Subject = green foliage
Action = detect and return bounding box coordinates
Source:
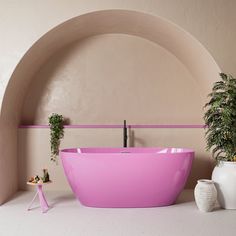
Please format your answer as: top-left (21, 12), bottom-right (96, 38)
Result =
top-left (204, 73), bottom-right (236, 161)
top-left (48, 113), bottom-right (64, 163)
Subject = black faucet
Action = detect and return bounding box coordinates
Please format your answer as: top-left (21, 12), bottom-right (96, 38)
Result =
top-left (123, 120), bottom-right (128, 148)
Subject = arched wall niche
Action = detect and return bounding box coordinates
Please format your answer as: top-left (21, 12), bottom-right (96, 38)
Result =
top-left (0, 10), bottom-right (220, 204)
top-left (21, 33), bottom-right (204, 125)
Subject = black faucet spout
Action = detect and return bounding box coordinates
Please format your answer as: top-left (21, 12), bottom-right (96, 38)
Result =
top-left (123, 120), bottom-right (128, 148)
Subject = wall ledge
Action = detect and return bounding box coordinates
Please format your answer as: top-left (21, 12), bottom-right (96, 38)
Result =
top-left (18, 124), bottom-right (207, 129)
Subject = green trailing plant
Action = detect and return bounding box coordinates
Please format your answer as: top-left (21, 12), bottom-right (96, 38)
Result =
top-left (204, 73), bottom-right (236, 162)
top-left (48, 113), bottom-right (64, 163)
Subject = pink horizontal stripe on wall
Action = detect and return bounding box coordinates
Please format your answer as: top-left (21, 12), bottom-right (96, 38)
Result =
top-left (18, 124), bottom-right (207, 129)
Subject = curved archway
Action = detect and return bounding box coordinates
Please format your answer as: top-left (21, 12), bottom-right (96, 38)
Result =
top-left (0, 10), bottom-right (220, 203)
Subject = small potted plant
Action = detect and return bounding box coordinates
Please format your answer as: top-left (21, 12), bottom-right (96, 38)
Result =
top-left (204, 73), bottom-right (236, 209)
top-left (48, 113), bottom-right (64, 163)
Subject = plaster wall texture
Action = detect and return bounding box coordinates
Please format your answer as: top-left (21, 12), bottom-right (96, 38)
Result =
top-left (18, 128), bottom-right (208, 191)
top-left (1, 0), bottom-right (236, 104)
top-left (21, 34), bottom-right (203, 124)
top-left (0, 0), bottom-right (236, 202)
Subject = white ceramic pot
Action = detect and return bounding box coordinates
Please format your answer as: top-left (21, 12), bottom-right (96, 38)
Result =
top-left (194, 179), bottom-right (217, 212)
top-left (212, 161), bottom-right (236, 209)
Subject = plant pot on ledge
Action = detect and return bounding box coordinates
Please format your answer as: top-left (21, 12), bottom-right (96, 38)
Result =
top-left (212, 161), bottom-right (236, 209)
top-left (204, 73), bottom-right (236, 209)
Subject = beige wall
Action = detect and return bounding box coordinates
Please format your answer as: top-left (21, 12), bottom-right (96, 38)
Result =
top-left (1, 0), bottom-right (236, 202)
top-left (22, 34), bottom-right (203, 125)
top-left (18, 128), bottom-right (211, 191)
top-left (1, 0), bottom-right (236, 102)
top-left (19, 33), bottom-right (207, 190)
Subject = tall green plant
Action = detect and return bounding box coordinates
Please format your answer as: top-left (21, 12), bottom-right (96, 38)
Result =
top-left (48, 113), bottom-right (64, 163)
top-left (204, 73), bottom-right (236, 162)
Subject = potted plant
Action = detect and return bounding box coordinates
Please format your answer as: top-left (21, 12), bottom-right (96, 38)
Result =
top-left (204, 73), bottom-right (236, 209)
top-left (48, 113), bottom-right (64, 163)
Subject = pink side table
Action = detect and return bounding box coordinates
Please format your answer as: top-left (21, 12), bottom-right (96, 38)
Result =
top-left (27, 181), bottom-right (52, 213)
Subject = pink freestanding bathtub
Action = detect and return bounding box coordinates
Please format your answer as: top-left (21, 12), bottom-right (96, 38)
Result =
top-left (60, 147), bottom-right (194, 208)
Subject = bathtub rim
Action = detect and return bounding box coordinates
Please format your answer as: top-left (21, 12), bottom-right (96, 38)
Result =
top-left (60, 147), bottom-right (195, 155)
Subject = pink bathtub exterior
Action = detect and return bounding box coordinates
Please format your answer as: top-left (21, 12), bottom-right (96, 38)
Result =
top-left (60, 147), bottom-right (194, 208)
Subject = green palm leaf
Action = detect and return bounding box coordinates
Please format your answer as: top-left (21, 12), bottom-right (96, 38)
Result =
top-left (204, 73), bottom-right (236, 161)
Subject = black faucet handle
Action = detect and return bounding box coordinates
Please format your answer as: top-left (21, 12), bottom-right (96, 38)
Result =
top-left (123, 120), bottom-right (128, 148)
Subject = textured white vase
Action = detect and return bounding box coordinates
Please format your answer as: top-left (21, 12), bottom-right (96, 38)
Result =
top-left (212, 161), bottom-right (236, 209)
top-left (194, 179), bottom-right (217, 212)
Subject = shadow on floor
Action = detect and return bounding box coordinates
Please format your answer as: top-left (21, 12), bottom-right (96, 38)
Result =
top-left (176, 190), bottom-right (194, 204)
top-left (50, 193), bottom-right (75, 207)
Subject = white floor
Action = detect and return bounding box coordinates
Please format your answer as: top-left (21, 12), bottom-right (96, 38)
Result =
top-left (0, 190), bottom-right (236, 236)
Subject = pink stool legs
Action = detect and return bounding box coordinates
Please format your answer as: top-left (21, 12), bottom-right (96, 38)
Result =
top-left (27, 184), bottom-right (49, 213)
